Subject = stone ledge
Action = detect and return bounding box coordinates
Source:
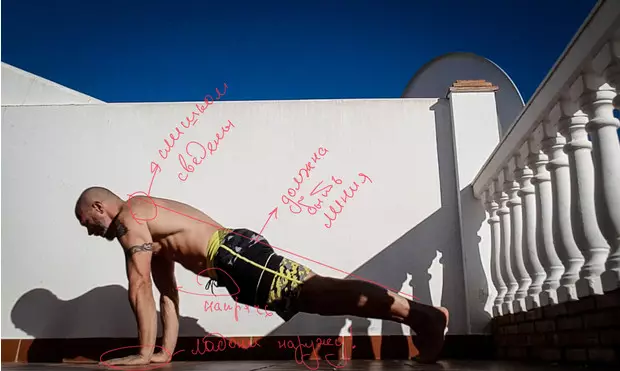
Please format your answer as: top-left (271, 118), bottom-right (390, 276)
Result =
top-left (449, 80), bottom-right (499, 93)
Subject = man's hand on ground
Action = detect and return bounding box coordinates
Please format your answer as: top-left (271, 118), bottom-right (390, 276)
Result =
top-left (150, 352), bottom-right (172, 363)
top-left (101, 354), bottom-right (150, 366)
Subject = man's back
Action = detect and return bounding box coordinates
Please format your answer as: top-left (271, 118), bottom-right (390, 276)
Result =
top-left (121, 196), bottom-right (223, 275)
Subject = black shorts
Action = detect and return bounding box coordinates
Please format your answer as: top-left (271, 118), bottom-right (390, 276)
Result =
top-left (212, 228), bottom-right (313, 321)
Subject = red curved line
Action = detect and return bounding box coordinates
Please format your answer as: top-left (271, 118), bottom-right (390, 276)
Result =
top-left (148, 201), bottom-right (419, 301)
top-left (177, 267), bottom-right (241, 297)
top-left (126, 192), bottom-right (159, 224)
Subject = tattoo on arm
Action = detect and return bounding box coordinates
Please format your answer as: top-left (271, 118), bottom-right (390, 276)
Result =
top-left (126, 243), bottom-right (153, 257)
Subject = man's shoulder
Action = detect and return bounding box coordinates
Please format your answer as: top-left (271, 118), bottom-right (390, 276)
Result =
top-left (122, 195), bottom-right (161, 221)
top-left (126, 194), bottom-right (160, 206)
top-left (121, 194), bottom-right (207, 228)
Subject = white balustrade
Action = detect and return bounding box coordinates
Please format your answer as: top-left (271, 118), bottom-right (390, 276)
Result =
top-left (485, 187), bottom-right (506, 316)
top-left (560, 91), bottom-right (610, 297)
top-left (471, 0), bottom-right (620, 316)
top-left (495, 176), bottom-right (517, 314)
top-left (543, 116), bottom-right (584, 302)
top-left (529, 132), bottom-right (564, 305)
top-left (583, 59), bottom-right (620, 292)
top-left (516, 144), bottom-right (546, 309)
top-left (506, 157), bottom-right (531, 312)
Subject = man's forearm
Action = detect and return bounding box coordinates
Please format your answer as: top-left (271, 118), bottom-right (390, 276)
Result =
top-left (129, 281), bottom-right (158, 359)
top-left (160, 293), bottom-right (180, 355)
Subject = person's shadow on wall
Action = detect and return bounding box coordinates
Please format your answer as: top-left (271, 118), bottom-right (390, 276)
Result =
top-left (265, 99), bottom-right (491, 360)
top-left (10, 285), bottom-right (207, 362)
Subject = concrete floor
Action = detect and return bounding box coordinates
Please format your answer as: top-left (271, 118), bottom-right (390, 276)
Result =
top-left (0, 360), bottom-right (613, 371)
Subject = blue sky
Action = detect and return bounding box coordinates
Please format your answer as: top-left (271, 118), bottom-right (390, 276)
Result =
top-left (2, 0), bottom-right (598, 104)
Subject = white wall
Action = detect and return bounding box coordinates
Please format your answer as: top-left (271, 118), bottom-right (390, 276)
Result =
top-left (1, 97), bottom-right (496, 339)
top-left (449, 91), bottom-right (502, 334)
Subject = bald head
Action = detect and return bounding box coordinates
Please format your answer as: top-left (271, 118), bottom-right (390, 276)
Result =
top-left (76, 186), bottom-right (120, 208)
top-left (75, 186), bottom-right (124, 240)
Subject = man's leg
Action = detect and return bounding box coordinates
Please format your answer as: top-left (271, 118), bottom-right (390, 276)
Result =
top-left (296, 274), bottom-right (449, 364)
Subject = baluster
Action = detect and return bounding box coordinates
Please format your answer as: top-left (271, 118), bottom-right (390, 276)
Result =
top-left (543, 116), bottom-right (584, 302)
top-left (485, 186), bottom-right (506, 316)
top-left (528, 131), bottom-right (564, 305)
top-left (506, 158), bottom-right (531, 312)
top-left (559, 91), bottom-right (610, 297)
top-left (583, 60), bottom-right (620, 292)
top-left (606, 34), bottom-right (620, 108)
top-left (495, 175), bottom-right (517, 314)
top-left (516, 144), bottom-right (546, 309)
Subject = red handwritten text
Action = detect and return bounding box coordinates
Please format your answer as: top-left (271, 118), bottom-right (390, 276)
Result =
top-left (203, 299), bottom-right (274, 322)
top-left (191, 332), bottom-right (261, 355)
top-left (277, 326), bottom-right (355, 370)
top-left (282, 175), bottom-right (343, 215)
top-left (323, 172), bottom-right (373, 229)
top-left (177, 119), bottom-right (236, 181)
top-left (157, 83), bottom-right (228, 161)
top-left (282, 147), bottom-right (329, 200)
top-left (189, 329), bottom-right (355, 371)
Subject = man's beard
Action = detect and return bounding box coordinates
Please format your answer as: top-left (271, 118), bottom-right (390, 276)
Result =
top-left (96, 220), bottom-right (111, 240)
top-left (105, 215), bottom-right (127, 241)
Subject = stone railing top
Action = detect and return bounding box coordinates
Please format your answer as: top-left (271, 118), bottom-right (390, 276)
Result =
top-left (471, 0), bottom-right (620, 198)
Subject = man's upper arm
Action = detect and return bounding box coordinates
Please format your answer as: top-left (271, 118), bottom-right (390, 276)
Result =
top-left (152, 256), bottom-right (177, 297)
top-left (118, 218), bottom-right (154, 286)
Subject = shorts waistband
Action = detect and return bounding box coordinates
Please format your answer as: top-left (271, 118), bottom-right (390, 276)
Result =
top-left (206, 228), bottom-right (232, 272)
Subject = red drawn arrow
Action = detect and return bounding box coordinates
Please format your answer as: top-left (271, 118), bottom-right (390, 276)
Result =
top-left (147, 162), bottom-right (162, 196)
top-left (253, 207), bottom-right (278, 243)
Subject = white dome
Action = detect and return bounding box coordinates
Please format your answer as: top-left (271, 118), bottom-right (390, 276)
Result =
top-left (402, 52), bottom-right (525, 137)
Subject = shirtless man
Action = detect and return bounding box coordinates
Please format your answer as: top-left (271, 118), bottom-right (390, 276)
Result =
top-left (75, 187), bottom-right (449, 366)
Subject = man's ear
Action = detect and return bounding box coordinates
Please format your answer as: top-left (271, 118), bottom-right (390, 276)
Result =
top-left (93, 201), bottom-right (105, 213)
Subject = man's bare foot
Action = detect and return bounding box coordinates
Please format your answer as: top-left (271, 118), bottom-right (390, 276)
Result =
top-left (411, 306), bottom-right (449, 364)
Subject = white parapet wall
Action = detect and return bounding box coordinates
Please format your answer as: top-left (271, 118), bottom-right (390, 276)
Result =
top-left (1, 63), bottom-right (104, 105)
top-left (1, 91), bottom-right (499, 339)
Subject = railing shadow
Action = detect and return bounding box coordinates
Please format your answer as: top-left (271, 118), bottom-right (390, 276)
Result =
top-left (264, 100), bottom-right (491, 358)
top-left (10, 285), bottom-right (207, 362)
top-left (460, 185), bottom-right (493, 333)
